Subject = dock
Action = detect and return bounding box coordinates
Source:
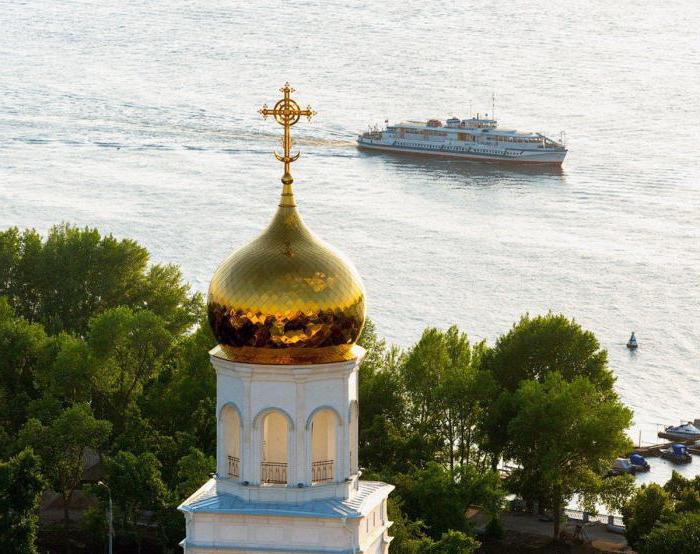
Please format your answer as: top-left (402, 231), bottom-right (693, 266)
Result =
top-left (630, 437), bottom-right (696, 458)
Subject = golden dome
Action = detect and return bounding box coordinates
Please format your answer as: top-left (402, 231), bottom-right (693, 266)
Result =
top-left (207, 179), bottom-right (366, 365)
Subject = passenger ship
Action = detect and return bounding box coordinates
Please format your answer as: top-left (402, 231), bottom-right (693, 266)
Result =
top-left (357, 115), bottom-right (567, 165)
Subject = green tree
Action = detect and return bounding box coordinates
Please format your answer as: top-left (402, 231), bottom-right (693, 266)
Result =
top-left (418, 530), bottom-right (480, 554)
top-left (622, 483), bottom-right (674, 549)
top-left (105, 451), bottom-right (168, 545)
top-left (141, 321), bottom-right (217, 457)
top-left (0, 448), bottom-right (46, 554)
top-left (484, 313), bottom-right (613, 392)
top-left (640, 512), bottom-right (700, 554)
top-left (88, 306), bottom-right (173, 426)
top-left (0, 298), bottom-right (50, 434)
top-left (596, 474), bottom-right (636, 515)
top-left (176, 447), bottom-right (215, 500)
top-left (663, 470), bottom-right (700, 513)
top-left (0, 225), bottom-right (202, 336)
top-left (507, 373), bottom-right (632, 539)
top-left (394, 462), bottom-right (503, 539)
top-left (17, 403), bottom-right (112, 546)
top-left (385, 496), bottom-right (429, 554)
top-left (480, 314), bottom-right (615, 469)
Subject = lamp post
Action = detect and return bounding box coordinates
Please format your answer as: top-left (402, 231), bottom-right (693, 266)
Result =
top-left (97, 481), bottom-right (113, 554)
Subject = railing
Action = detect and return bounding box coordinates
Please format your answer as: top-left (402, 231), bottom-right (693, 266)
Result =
top-left (312, 460), bottom-right (334, 484)
top-left (564, 508), bottom-right (624, 528)
top-left (261, 462), bottom-right (287, 485)
top-left (228, 455), bottom-right (240, 479)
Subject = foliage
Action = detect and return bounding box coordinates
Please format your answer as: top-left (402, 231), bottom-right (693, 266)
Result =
top-left (0, 448), bottom-right (46, 554)
top-left (596, 474), bottom-right (636, 514)
top-left (506, 373), bottom-right (632, 539)
top-left (418, 530), bottom-right (480, 554)
top-left (622, 483), bottom-right (674, 549)
top-left (0, 297), bottom-right (51, 435)
top-left (385, 496), bottom-right (429, 554)
top-left (479, 313), bottom-right (616, 471)
top-left (176, 447), bottom-right (215, 500)
top-left (0, 225), bottom-right (202, 336)
top-left (483, 313), bottom-right (613, 392)
top-left (663, 470), bottom-right (700, 513)
top-left (394, 462), bottom-right (503, 539)
top-left (17, 404), bottom-right (111, 523)
top-left (105, 450), bottom-right (168, 543)
top-left (639, 511), bottom-right (700, 554)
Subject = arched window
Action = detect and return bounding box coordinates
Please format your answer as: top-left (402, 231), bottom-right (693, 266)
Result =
top-left (310, 408), bottom-right (339, 484)
top-left (261, 411), bottom-right (289, 485)
top-left (221, 405), bottom-right (240, 479)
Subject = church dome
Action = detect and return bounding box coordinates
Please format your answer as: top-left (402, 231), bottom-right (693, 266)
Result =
top-left (207, 179), bottom-right (366, 365)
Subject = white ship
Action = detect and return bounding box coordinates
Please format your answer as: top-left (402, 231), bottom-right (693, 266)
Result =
top-left (357, 115), bottom-right (567, 165)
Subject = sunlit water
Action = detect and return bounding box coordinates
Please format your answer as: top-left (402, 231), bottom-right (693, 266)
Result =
top-left (1, 1), bottom-right (699, 482)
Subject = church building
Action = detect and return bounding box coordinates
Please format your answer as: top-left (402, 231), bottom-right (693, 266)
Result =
top-left (178, 84), bottom-right (394, 553)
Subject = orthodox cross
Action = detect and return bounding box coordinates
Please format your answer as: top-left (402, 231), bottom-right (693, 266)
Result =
top-left (259, 83), bottom-right (316, 186)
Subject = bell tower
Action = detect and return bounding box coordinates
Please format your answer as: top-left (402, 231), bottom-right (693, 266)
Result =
top-left (179, 85), bottom-right (393, 554)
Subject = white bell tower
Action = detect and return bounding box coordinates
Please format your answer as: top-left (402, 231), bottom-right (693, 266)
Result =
top-left (178, 83), bottom-right (393, 553)
top-left (179, 347), bottom-right (394, 554)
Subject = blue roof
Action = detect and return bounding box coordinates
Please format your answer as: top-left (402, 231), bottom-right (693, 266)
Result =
top-left (178, 479), bottom-right (394, 520)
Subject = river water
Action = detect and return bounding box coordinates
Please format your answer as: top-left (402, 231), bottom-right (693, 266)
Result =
top-left (1, 1), bottom-right (699, 481)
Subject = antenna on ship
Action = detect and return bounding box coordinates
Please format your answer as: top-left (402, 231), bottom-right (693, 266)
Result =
top-left (492, 93), bottom-right (496, 120)
top-left (469, 100), bottom-right (472, 118)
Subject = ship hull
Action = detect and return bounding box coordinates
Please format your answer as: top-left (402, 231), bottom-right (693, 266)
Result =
top-left (357, 139), bottom-right (566, 165)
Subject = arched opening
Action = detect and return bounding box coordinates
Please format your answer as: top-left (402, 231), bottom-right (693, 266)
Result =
top-left (261, 411), bottom-right (288, 485)
top-left (310, 409), bottom-right (338, 484)
top-left (221, 405), bottom-right (240, 479)
top-left (349, 401), bottom-right (359, 475)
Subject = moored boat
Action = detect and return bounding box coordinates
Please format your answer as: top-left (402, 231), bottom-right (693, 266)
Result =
top-left (627, 332), bottom-right (638, 349)
top-left (663, 422), bottom-right (700, 441)
top-left (630, 453), bottom-right (650, 472)
top-left (660, 444), bottom-right (692, 464)
top-left (357, 115), bottom-right (567, 165)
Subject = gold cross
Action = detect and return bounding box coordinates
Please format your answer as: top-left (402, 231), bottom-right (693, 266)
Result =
top-left (259, 83), bottom-right (316, 187)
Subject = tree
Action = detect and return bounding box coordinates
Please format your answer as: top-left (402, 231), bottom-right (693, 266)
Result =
top-left (663, 470), bottom-right (700, 513)
top-left (88, 306), bottom-right (173, 427)
top-left (622, 483), bottom-right (675, 549)
top-left (484, 313), bottom-right (613, 393)
top-left (0, 225), bottom-right (202, 336)
top-left (506, 373), bottom-right (632, 540)
top-left (0, 448), bottom-right (46, 554)
top-left (385, 496), bottom-right (429, 554)
top-left (640, 512), bottom-right (700, 554)
top-left (105, 451), bottom-right (168, 545)
top-left (418, 530), bottom-right (480, 554)
top-left (394, 462), bottom-right (503, 539)
top-left (0, 298), bottom-right (50, 435)
top-left (176, 447), bottom-right (215, 500)
top-left (17, 403), bottom-right (112, 547)
top-left (480, 313), bottom-right (615, 465)
top-left (141, 320), bottom-right (217, 457)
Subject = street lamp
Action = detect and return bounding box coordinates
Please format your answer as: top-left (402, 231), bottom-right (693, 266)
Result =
top-left (97, 481), bottom-right (113, 554)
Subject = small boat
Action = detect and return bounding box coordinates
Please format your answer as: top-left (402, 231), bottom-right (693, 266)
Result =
top-left (630, 453), bottom-right (650, 472)
top-left (664, 423), bottom-right (700, 441)
top-left (660, 444), bottom-right (692, 464)
top-left (627, 332), bottom-right (638, 349)
top-left (607, 457), bottom-right (636, 476)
